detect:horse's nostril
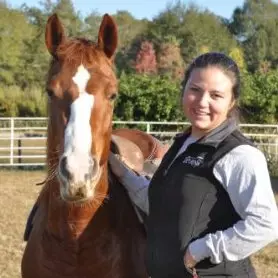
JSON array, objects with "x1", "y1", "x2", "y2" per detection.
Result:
[{"x1": 60, "y1": 156, "x2": 71, "y2": 180}]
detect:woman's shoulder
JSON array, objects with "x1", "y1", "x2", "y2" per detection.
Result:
[
  {"x1": 228, "y1": 143, "x2": 265, "y2": 158},
  {"x1": 228, "y1": 129, "x2": 254, "y2": 146},
  {"x1": 215, "y1": 144, "x2": 268, "y2": 176},
  {"x1": 213, "y1": 144, "x2": 271, "y2": 194}
]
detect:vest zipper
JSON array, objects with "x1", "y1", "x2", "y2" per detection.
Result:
[
  {"x1": 163, "y1": 144, "x2": 195, "y2": 176},
  {"x1": 163, "y1": 160, "x2": 175, "y2": 176},
  {"x1": 163, "y1": 151, "x2": 183, "y2": 176}
]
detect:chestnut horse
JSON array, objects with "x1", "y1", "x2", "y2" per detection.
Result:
[{"x1": 21, "y1": 14, "x2": 147, "y2": 278}]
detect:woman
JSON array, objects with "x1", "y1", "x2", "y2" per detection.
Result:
[{"x1": 109, "y1": 52, "x2": 278, "y2": 278}]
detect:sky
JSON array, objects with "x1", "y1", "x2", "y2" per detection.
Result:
[{"x1": 7, "y1": 0, "x2": 244, "y2": 20}]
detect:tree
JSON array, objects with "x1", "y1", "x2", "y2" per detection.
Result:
[
  {"x1": 134, "y1": 41, "x2": 157, "y2": 74},
  {"x1": 83, "y1": 10, "x2": 102, "y2": 40},
  {"x1": 147, "y1": 3, "x2": 237, "y2": 64},
  {"x1": 114, "y1": 11, "x2": 148, "y2": 49},
  {"x1": 229, "y1": 46, "x2": 246, "y2": 71},
  {"x1": 157, "y1": 36, "x2": 184, "y2": 79},
  {"x1": 17, "y1": 0, "x2": 84, "y2": 88},
  {"x1": 0, "y1": 5, "x2": 33, "y2": 85},
  {"x1": 229, "y1": 0, "x2": 278, "y2": 71},
  {"x1": 52, "y1": 0, "x2": 83, "y2": 37},
  {"x1": 112, "y1": 11, "x2": 148, "y2": 74},
  {"x1": 180, "y1": 7, "x2": 237, "y2": 63},
  {"x1": 18, "y1": 5, "x2": 50, "y2": 88}
]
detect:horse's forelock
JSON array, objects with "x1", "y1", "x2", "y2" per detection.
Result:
[{"x1": 56, "y1": 39, "x2": 103, "y2": 67}]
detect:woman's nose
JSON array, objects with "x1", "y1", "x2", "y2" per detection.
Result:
[{"x1": 197, "y1": 92, "x2": 210, "y2": 107}]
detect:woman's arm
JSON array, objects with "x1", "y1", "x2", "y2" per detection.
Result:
[
  {"x1": 188, "y1": 145, "x2": 278, "y2": 264},
  {"x1": 120, "y1": 169, "x2": 150, "y2": 214},
  {"x1": 109, "y1": 153, "x2": 150, "y2": 214}
]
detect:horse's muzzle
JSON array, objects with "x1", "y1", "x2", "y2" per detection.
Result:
[{"x1": 58, "y1": 154, "x2": 101, "y2": 202}]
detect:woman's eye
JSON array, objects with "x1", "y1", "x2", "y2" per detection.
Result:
[
  {"x1": 211, "y1": 93, "x2": 222, "y2": 99},
  {"x1": 190, "y1": 87, "x2": 200, "y2": 92}
]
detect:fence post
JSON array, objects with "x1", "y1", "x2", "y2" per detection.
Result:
[
  {"x1": 275, "y1": 138, "x2": 278, "y2": 160},
  {"x1": 276, "y1": 125, "x2": 278, "y2": 160},
  {"x1": 146, "y1": 123, "x2": 150, "y2": 133},
  {"x1": 18, "y1": 139, "x2": 22, "y2": 164},
  {"x1": 10, "y1": 118, "x2": 14, "y2": 165}
]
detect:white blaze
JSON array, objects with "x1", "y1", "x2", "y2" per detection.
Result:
[
  {"x1": 72, "y1": 65, "x2": 90, "y2": 93},
  {"x1": 63, "y1": 64, "x2": 94, "y2": 183}
]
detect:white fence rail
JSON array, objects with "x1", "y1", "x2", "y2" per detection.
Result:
[{"x1": 0, "y1": 117, "x2": 278, "y2": 167}]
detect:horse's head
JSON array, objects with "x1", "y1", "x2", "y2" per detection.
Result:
[{"x1": 45, "y1": 14, "x2": 118, "y2": 203}]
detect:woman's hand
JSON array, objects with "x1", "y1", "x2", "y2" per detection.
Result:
[
  {"x1": 184, "y1": 248, "x2": 198, "y2": 277},
  {"x1": 184, "y1": 248, "x2": 197, "y2": 269}
]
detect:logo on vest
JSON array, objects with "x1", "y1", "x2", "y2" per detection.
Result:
[{"x1": 182, "y1": 152, "x2": 206, "y2": 167}]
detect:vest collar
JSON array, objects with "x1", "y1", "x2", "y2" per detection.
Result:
[{"x1": 175, "y1": 118, "x2": 238, "y2": 148}]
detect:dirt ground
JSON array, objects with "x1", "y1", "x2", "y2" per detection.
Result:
[{"x1": 0, "y1": 170, "x2": 277, "y2": 278}]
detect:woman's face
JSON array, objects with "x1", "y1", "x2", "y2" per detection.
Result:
[{"x1": 182, "y1": 67, "x2": 235, "y2": 138}]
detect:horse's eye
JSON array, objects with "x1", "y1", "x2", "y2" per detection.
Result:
[
  {"x1": 109, "y1": 93, "x2": 117, "y2": 101},
  {"x1": 46, "y1": 89, "x2": 54, "y2": 98}
]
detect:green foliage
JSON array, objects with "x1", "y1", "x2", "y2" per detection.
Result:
[
  {"x1": 15, "y1": 4, "x2": 51, "y2": 88},
  {"x1": 229, "y1": 47, "x2": 246, "y2": 71},
  {"x1": 114, "y1": 11, "x2": 148, "y2": 49},
  {"x1": 53, "y1": 0, "x2": 83, "y2": 37},
  {"x1": 148, "y1": 3, "x2": 236, "y2": 64},
  {"x1": 180, "y1": 8, "x2": 237, "y2": 63},
  {"x1": 229, "y1": 0, "x2": 278, "y2": 71},
  {"x1": 83, "y1": 11, "x2": 102, "y2": 40},
  {"x1": 0, "y1": 5, "x2": 33, "y2": 85},
  {"x1": 113, "y1": 12, "x2": 149, "y2": 74},
  {"x1": 241, "y1": 70, "x2": 278, "y2": 123},
  {"x1": 0, "y1": 86, "x2": 47, "y2": 117},
  {"x1": 0, "y1": 0, "x2": 277, "y2": 124},
  {"x1": 114, "y1": 73, "x2": 183, "y2": 121}
]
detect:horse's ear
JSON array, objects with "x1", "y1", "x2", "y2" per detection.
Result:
[
  {"x1": 45, "y1": 13, "x2": 65, "y2": 57},
  {"x1": 97, "y1": 14, "x2": 118, "y2": 59}
]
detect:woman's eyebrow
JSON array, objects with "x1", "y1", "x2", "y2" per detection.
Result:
[
  {"x1": 189, "y1": 83, "x2": 203, "y2": 89},
  {"x1": 189, "y1": 83, "x2": 226, "y2": 95},
  {"x1": 209, "y1": 89, "x2": 225, "y2": 94}
]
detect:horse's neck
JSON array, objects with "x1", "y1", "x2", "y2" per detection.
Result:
[{"x1": 45, "y1": 168, "x2": 109, "y2": 241}]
